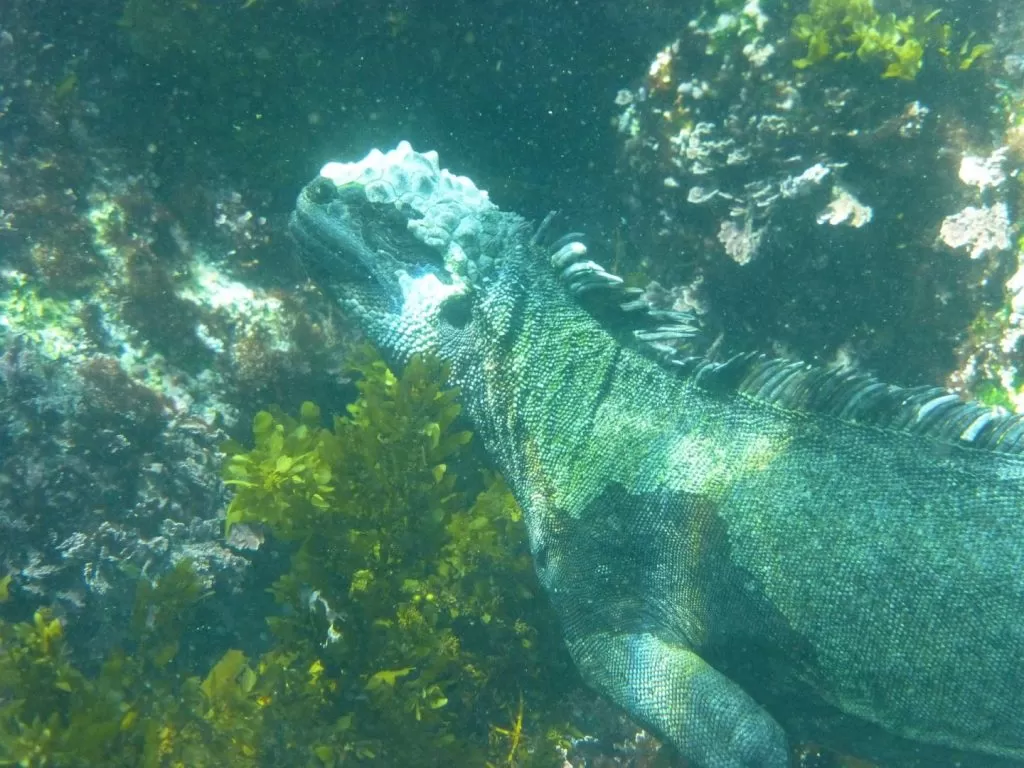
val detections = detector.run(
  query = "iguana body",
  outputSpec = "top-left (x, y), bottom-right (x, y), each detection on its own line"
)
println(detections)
top-left (290, 142), bottom-right (1024, 767)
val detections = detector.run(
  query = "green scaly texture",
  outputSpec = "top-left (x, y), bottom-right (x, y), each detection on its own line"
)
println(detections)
top-left (289, 142), bottom-right (1024, 768)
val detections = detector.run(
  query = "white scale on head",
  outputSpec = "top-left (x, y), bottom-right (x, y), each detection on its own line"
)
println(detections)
top-left (396, 269), bottom-right (463, 321)
top-left (319, 141), bottom-right (494, 292)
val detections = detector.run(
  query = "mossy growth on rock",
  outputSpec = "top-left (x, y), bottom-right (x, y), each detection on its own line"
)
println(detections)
top-left (791, 0), bottom-right (992, 80)
top-left (221, 346), bottom-right (581, 764)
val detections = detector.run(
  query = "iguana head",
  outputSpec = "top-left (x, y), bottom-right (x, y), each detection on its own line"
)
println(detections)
top-left (289, 141), bottom-right (530, 368)
top-left (290, 140), bottom-right (697, 399)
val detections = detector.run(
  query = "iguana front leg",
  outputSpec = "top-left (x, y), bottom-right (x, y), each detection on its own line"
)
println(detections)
top-left (570, 631), bottom-right (790, 768)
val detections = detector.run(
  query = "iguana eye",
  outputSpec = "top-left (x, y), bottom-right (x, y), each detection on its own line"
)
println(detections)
top-left (306, 177), bottom-right (338, 205)
top-left (438, 292), bottom-right (472, 328)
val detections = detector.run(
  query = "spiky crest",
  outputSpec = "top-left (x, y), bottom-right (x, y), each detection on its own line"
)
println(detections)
top-left (541, 234), bottom-right (1024, 455)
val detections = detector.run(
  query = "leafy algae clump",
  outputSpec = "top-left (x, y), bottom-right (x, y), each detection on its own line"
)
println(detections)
top-left (0, 348), bottom-right (580, 766)
top-left (791, 0), bottom-right (992, 80)
top-left (0, 561), bottom-right (267, 767)
top-left (222, 346), bottom-right (579, 765)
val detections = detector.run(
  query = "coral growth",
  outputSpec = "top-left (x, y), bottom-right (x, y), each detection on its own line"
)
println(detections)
top-left (0, 0), bottom-right (355, 683)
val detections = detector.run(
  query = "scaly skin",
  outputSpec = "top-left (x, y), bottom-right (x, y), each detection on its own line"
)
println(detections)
top-left (290, 142), bottom-right (1024, 768)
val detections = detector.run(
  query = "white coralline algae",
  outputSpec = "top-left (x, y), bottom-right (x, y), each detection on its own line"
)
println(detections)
top-left (816, 187), bottom-right (872, 228)
top-left (742, 38), bottom-right (775, 68)
top-left (958, 148), bottom-right (1008, 190)
top-left (180, 259), bottom-right (289, 351)
top-left (718, 219), bottom-right (763, 265)
top-left (780, 163), bottom-right (830, 198)
top-left (939, 202), bottom-right (1011, 259)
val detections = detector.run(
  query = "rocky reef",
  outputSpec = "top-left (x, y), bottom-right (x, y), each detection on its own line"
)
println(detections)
top-left (613, 0), bottom-right (1023, 393)
top-left (0, 0), bottom-right (359, 674)
top-left (2, 0), bottom-right (1023, 764)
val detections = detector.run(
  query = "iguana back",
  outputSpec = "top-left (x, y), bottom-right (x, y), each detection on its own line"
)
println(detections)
top-left (289, 142), bottom-right (1024, 767)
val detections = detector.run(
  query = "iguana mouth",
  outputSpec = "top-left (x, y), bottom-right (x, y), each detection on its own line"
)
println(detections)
top-left (291, 177), bottom-right (443, 298)
top-left (291, 179), bottom-right (373, 281)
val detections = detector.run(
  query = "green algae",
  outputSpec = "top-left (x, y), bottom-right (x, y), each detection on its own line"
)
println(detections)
top-left (1, 347), bottom-right (582, 766)
top-left (791, 0), bottom-right (992, 80)
top-left (0, 271), bottom-right (85, 360)
top-left (223, 346), bottom-right (581, 764)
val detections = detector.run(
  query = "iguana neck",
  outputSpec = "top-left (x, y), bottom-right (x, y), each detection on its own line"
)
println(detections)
top-left (447, 259), bottom-right (688, 524)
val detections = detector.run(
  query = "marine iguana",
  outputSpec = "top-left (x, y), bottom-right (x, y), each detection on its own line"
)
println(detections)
top-left (289, 141), bottom-right (1024, 768)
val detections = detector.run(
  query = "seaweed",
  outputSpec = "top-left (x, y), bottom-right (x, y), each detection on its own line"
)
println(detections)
top-left (1, 347), bottom-right (582, 766)
top-left (791, 0), bottom-right (992, 80)
top-left (0, 561), bottom-right (264, 767)
top-left (223, 346), bottom-right (580, 764)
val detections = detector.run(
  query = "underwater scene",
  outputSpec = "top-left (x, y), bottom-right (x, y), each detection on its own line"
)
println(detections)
top-left (1, 0), bottom-right (1023, 766)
